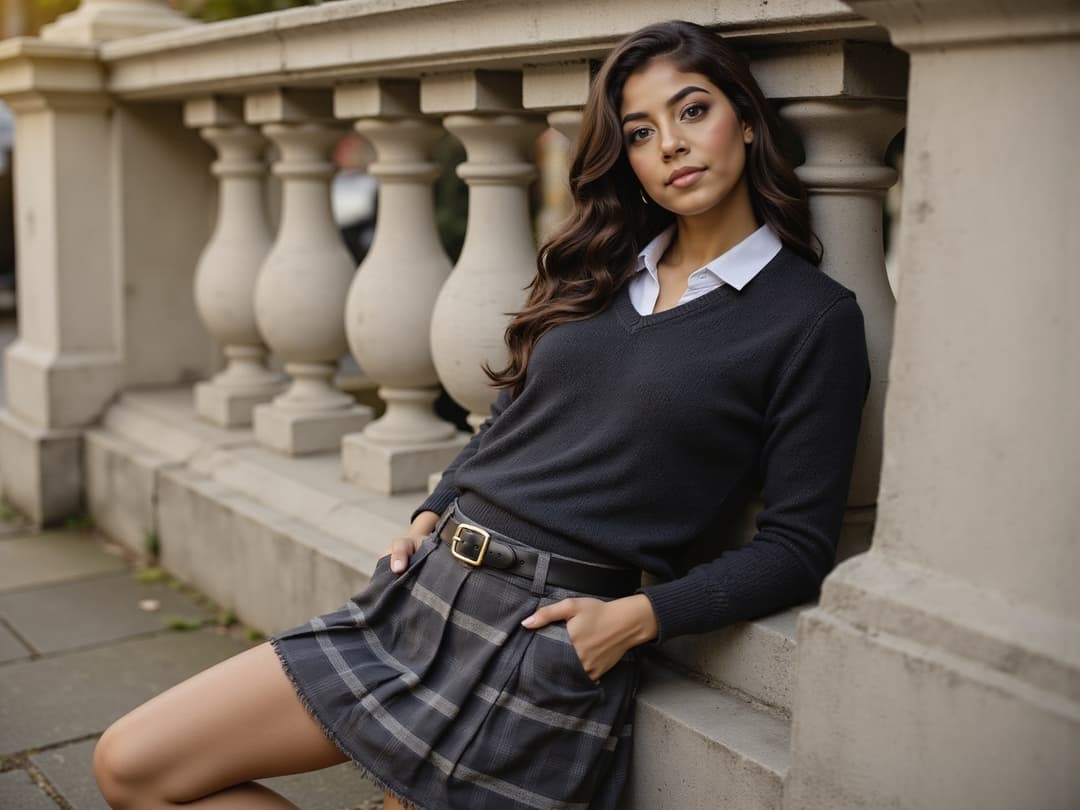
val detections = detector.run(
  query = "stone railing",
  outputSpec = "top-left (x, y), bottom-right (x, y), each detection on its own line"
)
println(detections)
top-left (0, 0), bottom-right (906, 536)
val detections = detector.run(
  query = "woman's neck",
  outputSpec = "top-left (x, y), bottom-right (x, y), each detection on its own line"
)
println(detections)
top-left (663, 189), bottom-right (759, 273)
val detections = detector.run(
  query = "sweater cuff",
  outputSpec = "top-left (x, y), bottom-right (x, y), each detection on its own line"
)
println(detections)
top-left (411, 485), bottom-right (458, 524)
top-left (640, 572), bottom-right (729, 643)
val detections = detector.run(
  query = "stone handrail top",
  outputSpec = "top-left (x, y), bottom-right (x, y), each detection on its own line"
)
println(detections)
top-left (95, 0), bottom-right (883, 101)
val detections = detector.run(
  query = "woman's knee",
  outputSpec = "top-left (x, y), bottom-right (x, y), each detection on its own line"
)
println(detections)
top-left (93, 715), bottom-right (161, 809)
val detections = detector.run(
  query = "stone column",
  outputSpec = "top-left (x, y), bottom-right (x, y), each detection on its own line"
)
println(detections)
top-left (755, 41), bottom-right (908, 559)
top-left (422, 71), bottom-right (544, 426)
top-left (246, 89), bottom-right (372, 455)
top-left (0, 40), bottom-right (119, 524)
top-left (334, 80), bottom-right (467, 494)
top-left (784, 6), bottom-right (1080, 809)
top-left (185, 97), bottom-right (285, 428)
top-left (41, 0), bottom-right (194, 44)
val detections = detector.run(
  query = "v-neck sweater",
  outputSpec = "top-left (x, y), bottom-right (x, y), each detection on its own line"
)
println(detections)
top-left (416, 247), bottom-right (870, 641)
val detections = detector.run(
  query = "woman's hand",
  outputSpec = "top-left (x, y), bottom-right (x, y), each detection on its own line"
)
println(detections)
top-left (521, 594), bottom-right (659, 681)
top-left (384, 510), bottom-right (440, 574)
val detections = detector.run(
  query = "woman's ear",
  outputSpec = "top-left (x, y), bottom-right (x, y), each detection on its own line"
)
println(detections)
top-left (742, 122), bottom-right (754, 145)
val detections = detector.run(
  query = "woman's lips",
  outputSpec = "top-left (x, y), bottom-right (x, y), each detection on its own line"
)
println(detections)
top-left (667, 168), bottom-right (706, 188)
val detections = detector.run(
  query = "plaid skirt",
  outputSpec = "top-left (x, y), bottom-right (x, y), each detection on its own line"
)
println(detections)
top-left (270, 516), bottom-right (641, 810)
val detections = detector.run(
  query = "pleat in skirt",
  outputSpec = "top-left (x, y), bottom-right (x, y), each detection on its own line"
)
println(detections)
top-left (270, 527), bottom-right (640, 810)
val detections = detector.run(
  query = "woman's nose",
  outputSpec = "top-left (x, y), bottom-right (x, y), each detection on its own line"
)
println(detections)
top-left (660, 128), bottom-right (689, 160)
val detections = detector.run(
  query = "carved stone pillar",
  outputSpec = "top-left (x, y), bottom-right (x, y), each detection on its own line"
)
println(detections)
top-left (334, 80), bottom-right (467, 494)
top-left (246, 89), bottom-right (372, 455)
top-left (185, 97), bottom-right (285, 428)
top-left (782, 8), bottom-right (1080, 808)
top-left (0, 41), bottom-right (117, 524)
top-left (422, 71), bottom-right (544, 426)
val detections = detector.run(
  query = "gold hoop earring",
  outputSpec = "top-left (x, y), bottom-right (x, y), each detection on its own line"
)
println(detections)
top-left (639, 187), bottom-right (650, 205)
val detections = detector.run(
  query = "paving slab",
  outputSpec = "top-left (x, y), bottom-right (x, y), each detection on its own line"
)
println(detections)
top-left (0, 621), bottom-right (31, 663)
top-left (0, 768), bottom-right (58, 810)
top-left (31, 738), bottom-right (383, 810)
top-left (29, 739), bottom-right (106, 810)
top-left (0, 572), bottom-right (214, 655)
top-left (0, 533), bottom-right (128, 592)
top-left (0, 629), bottom-right (249, 755)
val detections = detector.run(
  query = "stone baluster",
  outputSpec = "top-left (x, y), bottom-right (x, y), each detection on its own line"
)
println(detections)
top-left (523, 62), bottom-right (592, 241)
top-left (784, 7), bottom-right (1080, 806)
top-left (333, 80), bottom-right (467, 494)
top-left (422, 71), bottom-right (545, 427)
top-left (755, 41), bottom-right (908, 558)
top-left (246, 89), bottom-right (372, 455)
top-left (184, 97), bottom-right (285, 428)
top-left (41, 0), bottom-right (194, 43)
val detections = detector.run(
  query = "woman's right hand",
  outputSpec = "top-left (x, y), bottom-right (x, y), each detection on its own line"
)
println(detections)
top-left (384, 510), bottom-right (440, 574)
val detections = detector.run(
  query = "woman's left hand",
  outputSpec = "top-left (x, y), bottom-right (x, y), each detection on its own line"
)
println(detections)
top-left (521, 594), bottom-right (659, 681)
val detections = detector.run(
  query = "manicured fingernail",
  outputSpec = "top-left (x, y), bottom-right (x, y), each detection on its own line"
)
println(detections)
top-left (521, 615), bottom-right (537, 628)
top-left (391, 559), bottom-right (404, 573)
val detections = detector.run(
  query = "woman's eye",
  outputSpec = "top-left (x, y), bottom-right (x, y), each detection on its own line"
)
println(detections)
top-left (682, 103), bottom-right (708, 121)
top-left (627, 127), bottom-right (651, 144)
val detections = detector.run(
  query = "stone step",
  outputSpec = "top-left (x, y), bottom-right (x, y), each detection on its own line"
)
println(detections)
top-left (658, 604), bottom-right (806, 715)
top-left (626, 661), bottom-right (790, 810)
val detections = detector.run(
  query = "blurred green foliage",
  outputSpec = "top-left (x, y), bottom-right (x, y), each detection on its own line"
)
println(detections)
top-left (170, 0), bottom-right (331, 23)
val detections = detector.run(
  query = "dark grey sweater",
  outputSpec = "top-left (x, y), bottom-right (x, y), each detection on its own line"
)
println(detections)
top-left (417, 248), bottom-right (869, 641)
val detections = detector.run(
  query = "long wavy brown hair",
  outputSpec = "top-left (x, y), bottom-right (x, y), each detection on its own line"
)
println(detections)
top-left (487, 20), bottom-right (819, 396)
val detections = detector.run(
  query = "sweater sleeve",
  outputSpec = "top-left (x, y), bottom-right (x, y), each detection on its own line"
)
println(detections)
top-left (641, 295), bottom-right (870, 642)
top-left (411, 387), bottom-right (514, 521)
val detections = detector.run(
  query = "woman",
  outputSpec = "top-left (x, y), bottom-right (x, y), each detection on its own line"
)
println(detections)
top-left (93, 20), bottom-right (868, 810)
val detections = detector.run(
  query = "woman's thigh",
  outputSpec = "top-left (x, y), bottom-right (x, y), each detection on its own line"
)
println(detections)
top-left (95, 641), bottom-right (347, 803)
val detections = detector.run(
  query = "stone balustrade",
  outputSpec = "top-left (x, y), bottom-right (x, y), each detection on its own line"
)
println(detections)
top-left (0, 0), bottom-right (900, 510)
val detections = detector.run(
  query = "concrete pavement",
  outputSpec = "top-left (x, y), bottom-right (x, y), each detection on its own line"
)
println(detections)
top-left (0, 517), bottom-right (384, 809)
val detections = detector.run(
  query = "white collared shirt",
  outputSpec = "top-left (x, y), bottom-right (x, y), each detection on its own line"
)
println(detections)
top-left (628, 223), bottom-right (783, 315)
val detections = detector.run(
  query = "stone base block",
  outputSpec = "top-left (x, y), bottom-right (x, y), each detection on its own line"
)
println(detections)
top-left (253, 404), bottom-right (373, 456)
top-left (341, 432), bottom-right (469, 495)
top-left (195, 381), bottom-right (282, 429)
top-left (84, 428), bottom-right (165, 559)
top-left (0, 410), bottom-right (82, 527)
top-left (785, 553), bottom-right (1080, 810)
top-left (157, 466), bottom-right (372, 633)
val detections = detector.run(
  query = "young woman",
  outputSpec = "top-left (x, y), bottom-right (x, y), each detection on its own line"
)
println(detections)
top-left (93, 20), bottom-right (868, 810)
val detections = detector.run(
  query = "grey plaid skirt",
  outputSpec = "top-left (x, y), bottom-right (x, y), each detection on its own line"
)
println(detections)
top-left (270, 519), bottom-right (640, 810)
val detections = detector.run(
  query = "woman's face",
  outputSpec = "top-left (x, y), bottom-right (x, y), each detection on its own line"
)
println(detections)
top-left (619, 58), bottom-right (753, 221)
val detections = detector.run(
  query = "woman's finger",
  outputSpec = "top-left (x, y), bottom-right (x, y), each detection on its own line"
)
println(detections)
top-left (520, 598), bottom-right (579, 629)
top-left (388, 535), bottom-right (421, 574)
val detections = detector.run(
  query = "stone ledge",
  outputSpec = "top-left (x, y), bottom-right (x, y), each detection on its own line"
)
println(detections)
top-left (660, 604), bottom-right (804, 715)
top-left (627, 662), bottom-right (789, 809)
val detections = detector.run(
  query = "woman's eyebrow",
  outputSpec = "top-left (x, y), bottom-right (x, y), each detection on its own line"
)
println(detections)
top-left (621, 85), bottom-right (711, 125)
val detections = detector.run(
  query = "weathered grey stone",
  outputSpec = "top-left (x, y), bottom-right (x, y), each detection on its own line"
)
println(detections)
top-left (0, 571), bottom-right (213, 655)
top-left (660, 605), bottom-right (803, 714)
top-left (0, 532), bottom-right (127, 593)
top-left (0, 629), bottom-right (247, 754)
top-left (84, 428), bottom-right (163, 558)
top-left (626, 663), bottom-right (789, 810)
top-left (0, 769), bottom-right (58, 810)
top-left (157, 466), bottom-right (372, 635)
top-left (28, 739), bottom-right (108, 810)
top-left (0, 620), bottom-right (31, 663)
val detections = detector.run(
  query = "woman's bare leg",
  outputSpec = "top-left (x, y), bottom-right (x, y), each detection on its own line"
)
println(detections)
top-left (93, 641), bottom-right (348, 809)
top-left (383, 794), bottom-right (407, 810)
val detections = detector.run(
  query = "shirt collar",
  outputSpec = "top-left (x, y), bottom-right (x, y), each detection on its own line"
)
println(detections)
top-left (635, 223), bottom-right (782, 291)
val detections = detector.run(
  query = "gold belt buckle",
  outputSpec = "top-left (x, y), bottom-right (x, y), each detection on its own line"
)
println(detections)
top-left (450, 523), bottom-right (491, 567)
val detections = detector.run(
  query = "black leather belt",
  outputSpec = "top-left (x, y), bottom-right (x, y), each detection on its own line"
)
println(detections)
top-left (438, 512), bottom-right (641, 599)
